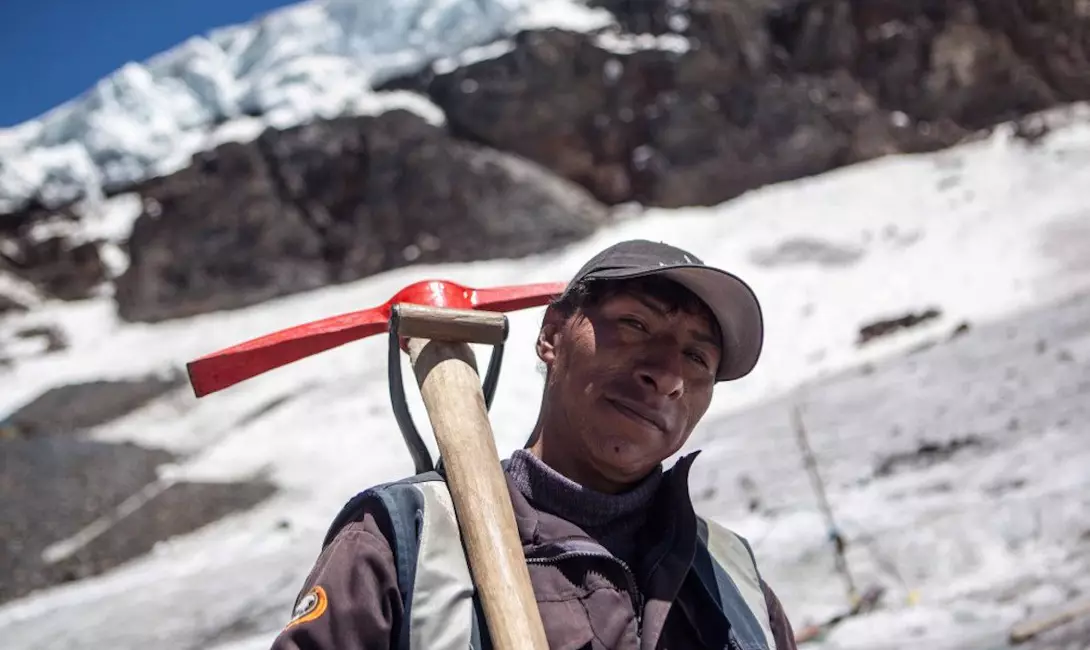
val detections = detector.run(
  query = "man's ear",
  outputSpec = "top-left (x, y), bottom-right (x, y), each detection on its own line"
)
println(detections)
top-left (536, 307), bottom-right (565, 364)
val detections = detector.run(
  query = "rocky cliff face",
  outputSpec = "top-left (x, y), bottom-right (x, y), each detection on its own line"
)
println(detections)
top-left (386, 0), bottom-right (1088, 207)
top-left (3, 0), bottom-right (1088, 321)
top-left (114, 110), bottom-right (607, 322)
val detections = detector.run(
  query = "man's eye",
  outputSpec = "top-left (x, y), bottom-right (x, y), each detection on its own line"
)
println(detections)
top-left (619, 317), bottom-right (647, 331)
top-left (687, 351), bottom-right (708, 368)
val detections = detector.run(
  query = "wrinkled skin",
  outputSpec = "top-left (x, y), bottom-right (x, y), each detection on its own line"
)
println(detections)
top-left (528, 284), bottom-right (721, 493)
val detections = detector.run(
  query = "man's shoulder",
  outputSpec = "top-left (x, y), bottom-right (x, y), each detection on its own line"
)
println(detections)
top-left (322, 470), bottom-right (448, 546)
top-left (340, 469), bottom-right (449, 508)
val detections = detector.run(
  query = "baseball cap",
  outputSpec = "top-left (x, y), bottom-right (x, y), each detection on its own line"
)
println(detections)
top-left (562, 239), bottom-right (764, 382)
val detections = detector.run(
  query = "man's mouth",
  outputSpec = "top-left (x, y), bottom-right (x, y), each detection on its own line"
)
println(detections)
top-left (607, 398), bottom-right (667, 434)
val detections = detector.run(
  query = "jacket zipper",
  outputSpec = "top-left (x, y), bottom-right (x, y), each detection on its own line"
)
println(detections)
top-left (525, 547), bottom-right (645, 635)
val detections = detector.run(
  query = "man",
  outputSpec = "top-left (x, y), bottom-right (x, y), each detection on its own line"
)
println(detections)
top-left (271, 239), bottom-right (796, 650)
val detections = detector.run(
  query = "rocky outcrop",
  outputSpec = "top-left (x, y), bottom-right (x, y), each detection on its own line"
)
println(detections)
top-left (759, 0), bottom-right (1083, 128)
top-left (4, 0), bottom-right (1089, 320)
top-left (0, 271), bottom-right (39, 317)
top-left (2, 373), bottom-right (185, 438)
top-left (0, 435), bottom-right (277, 607)
top-left (383, 0), bottom-right (1090, 207)
top-left (113, 110), bottom-right (608, 322)
top-left (0, 205), bottom-right (109, 302)
top-left (423, 34), bottom-right (932, 206)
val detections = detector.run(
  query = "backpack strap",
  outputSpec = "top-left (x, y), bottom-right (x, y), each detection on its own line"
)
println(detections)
top-left (323, 473), bottom-right (483, 650)
top-left (694, 516), bottom-right (776, 650)
top-left (324, 479), bottom-right (775, 650)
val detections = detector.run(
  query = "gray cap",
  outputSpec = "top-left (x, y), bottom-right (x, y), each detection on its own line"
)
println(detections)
top-left (563, 239), bottom-right (764, 381)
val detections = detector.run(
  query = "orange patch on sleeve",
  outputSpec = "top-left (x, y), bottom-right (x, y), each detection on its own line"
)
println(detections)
top-left (285, 585), bottom-right (328, 629)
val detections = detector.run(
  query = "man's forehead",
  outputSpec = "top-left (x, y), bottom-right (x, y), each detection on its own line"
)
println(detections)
top-left (617, 289), bottom-right (671, 313)
top-left (603, 280), bottom-right (695, 311)
top-left (600, 286), bottom-right (721, 344)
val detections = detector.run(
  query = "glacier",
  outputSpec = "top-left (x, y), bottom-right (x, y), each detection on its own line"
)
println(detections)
top-left (1, 105), bottom-right (1089, 649)
top-left (0, 0), bottom-right (615, 215)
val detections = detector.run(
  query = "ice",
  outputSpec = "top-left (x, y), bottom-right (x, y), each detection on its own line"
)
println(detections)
top-left (1, 104), bottom-right (1089, 649)
top-left (0, 0), bottom-right (617, 215)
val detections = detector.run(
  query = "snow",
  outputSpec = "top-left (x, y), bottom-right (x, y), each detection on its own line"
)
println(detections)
top-left (0, 272), bottom-right (42, 312)
top-left (432, 40), bottom-right (518, 75)
top-left (1, 105), bottom-right (1090, 649)
top-left (594, 32), bottom-right (693, 55)
top-left (14, 192), bottom-right (144, 281)
top-left (0, 0), bottom-right (615, 215)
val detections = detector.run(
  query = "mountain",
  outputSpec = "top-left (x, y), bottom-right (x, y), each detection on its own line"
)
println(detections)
top-left (3, 0), bottom-right (1089, 329)
top-left (2, 1), bottom-right (1090, 648)
top-left (1, 104), bottom-right (1089, 650)
top-left (0, 0), bottom-right (613, 213)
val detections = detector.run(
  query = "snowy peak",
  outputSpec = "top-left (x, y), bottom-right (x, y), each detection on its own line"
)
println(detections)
top-left (0, 0), bottom-right (614, 214)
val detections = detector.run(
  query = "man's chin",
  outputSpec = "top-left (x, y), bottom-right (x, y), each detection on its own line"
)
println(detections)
top-left (586, 437), bottom-right (661, 482)
top-left (603, 398), bottom-right (668, 439)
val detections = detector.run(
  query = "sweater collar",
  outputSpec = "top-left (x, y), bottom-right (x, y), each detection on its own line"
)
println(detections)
top-left (505, 448), bottom-right (664, 530)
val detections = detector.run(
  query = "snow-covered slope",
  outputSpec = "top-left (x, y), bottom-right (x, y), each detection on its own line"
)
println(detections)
top-left (0, 0), bottom-right (614, 214)
top-left (1, 105), bottom-right (1089, 649)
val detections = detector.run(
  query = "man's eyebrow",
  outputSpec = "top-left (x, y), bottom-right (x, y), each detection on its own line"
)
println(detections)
top-left (690, 328), bottom-right (721, 349)
top-left (628, 293), bottom-right (721, 349)
top-left (631, 293), bottom-right (670, 315)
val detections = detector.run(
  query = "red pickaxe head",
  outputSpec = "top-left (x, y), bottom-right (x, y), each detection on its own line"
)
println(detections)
top-left (185, 279), bottom-right (566, 398)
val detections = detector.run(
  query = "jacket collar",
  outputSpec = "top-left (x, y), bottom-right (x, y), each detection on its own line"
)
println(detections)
top-left (499, 451), bottom-right (697, 538)
top-left (500, 450), bottom-right (703, 650)
top-left (500, 450), bottom-right (702, 549)
top-left (637, 451), bottom-right (700, 649)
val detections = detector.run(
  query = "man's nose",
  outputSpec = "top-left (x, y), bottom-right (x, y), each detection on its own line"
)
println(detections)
top-left (635, 347), bottom-right (684, 399)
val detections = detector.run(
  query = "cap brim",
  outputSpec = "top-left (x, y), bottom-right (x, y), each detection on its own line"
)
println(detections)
top-left (584, 265), bottom-right (764, 381)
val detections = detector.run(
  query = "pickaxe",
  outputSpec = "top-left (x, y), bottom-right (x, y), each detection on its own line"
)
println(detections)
top-left (186, 278), bottom-right (563, 650)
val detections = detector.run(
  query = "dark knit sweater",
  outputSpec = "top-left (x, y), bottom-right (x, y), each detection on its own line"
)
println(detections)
top-left (506, 448), bottom-right (662, 566)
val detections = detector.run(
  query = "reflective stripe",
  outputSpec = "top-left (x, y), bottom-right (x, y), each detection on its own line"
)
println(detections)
top-left (327, 475), bottom-right (773, 650)
top-left (703, 518), bottom-right (776, 650)
top-left (409, 481), bottom-right (476, 650)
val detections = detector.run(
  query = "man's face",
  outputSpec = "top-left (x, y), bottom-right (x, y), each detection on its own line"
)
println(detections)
top-left (536, 280), bottom-right (721, 487)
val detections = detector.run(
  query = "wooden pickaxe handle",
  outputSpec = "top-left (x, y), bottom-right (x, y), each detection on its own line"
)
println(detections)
top-left (395, 304), bottom-right (549, 650)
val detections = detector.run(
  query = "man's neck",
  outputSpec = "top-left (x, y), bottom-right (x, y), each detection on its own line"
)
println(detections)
top-left (506, 448), bottom-right (663, 565)
top-left (526, 433), bottom-right (645, 495)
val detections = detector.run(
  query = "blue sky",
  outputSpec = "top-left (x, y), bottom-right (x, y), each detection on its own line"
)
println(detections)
top-left (0, 0), bottom-right (298, 127)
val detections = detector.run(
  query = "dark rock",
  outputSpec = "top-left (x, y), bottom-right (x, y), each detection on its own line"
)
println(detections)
top-left (857, 307), bottom-right (943, 345)
top-left (0, 290), bottom-right (30, 316)
top-left (28, 239), bottom-right (107, 300)
top-left (114, 110), bottom-right (607, 323)
top-left (404, 28), bottom-right (947, 207)
top-left (0, 435), bottom-right (276, 606)
top-left (382, 0), bottom-right (1090, 208)
top-left (13, 324), bottom-right (69, 353)
top-left (951, 321), bottom-right (972, 338)
top-left (738, 474), bottom-right (762, 513)
top-left (0, 217), bottom-right (108, 301)
top-left (591, 0), bottom-right (784, 72)
top-left (114, 138), bottom-right (329, 323)
top-left (766, 1), bottom-right (1079, 129)
top-left (1011, 113), bottom-right (1052, 144)
top-left (0, 437), bottom-right (170, 603)
top-left (6, 0), bottom-right (1087, 324)
top-left (874, 434), bottom-right (989, 477)
top-left (2, 373), bottom-right (185, 438)
top-left (0, 269), bottom-right (39, 316)
top-left (0, 199), bottom-right (111, 301)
